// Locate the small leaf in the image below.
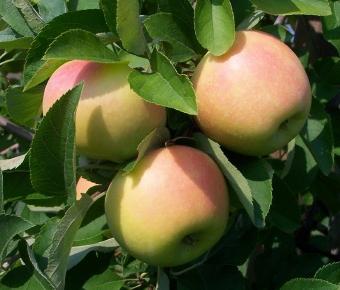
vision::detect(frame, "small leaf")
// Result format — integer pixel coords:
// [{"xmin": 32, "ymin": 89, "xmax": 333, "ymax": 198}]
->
[
  {"xmin": 237, "ymin": 10, "xmax": 265, "ymax": 30},
  {"xmin": 99, "ymin": 0, "xmax": 118, "ymax": 36},
  {"xmin": 68, "ymin": 238, "xmax": 118, "ymax": 270},
  {"xmin": 156, "ymin": 268, "xmax": 170, "ymax": 290},
  {"xmin": 250, "ymin": 0, "xmax": 332, "ymax": 16},
  {"xmin": 194, "ymin": 0, "xmax": 235, "ymax": 56},
  {"xmin": 0, "ymin": 154, "xmax": 27, "ymax": 171},
  {"xmin": 11, "ymin": 0, "xmax": 45, "ymax": 34},
  {"xmin": 323, "ymin": 2, "xmax": 340, "ymax": 61},
  {"xmin": 0, "ymin": 27, "xmax": 32, "ymax": 51},
  {"xmin": 301, "ymin": 100, "xmax": 334, "ymax": 176},
  {"xmin": 83, "ymin": 268, "xmax": 125, "ymax": 290},
  {"xmin": 44, "ymin": 194, "xmax": 101, "ymax": 289},
  {"xmin": 144, "ymin": 13, "xmax": 198, "ymax": 62},
  {"xmin": 116, "ymin": 0, "xmax": 146, "ymax": 55},
  {"xmin": 30, "ymin": 85, "xmax": 82, "ymax": 199},
  {"xmin": 0, "ymin": 0, "xmax": 34, "ymax": 36},
  {"xmin": 122, "ymin": 127, "xmax": 170, "ymax": 173},
  {"xmin": 5, "ymin": 86, "xmax": 43, "ymax": 127},
  {"xmin": 36, "ymin": 0, "xmax": 67, "ymax": 22},
  {"xmin": 0, "ymin": 215, "xmax": 34, "ymax": 261},
  {"xmin": 129, "ymin": 50, "xmax": 197, "ymax": 115},
  {"xmin": 280, "ymin": 278, "xmax": 339, "ymax": 290},
  {"xmin": 315, "ymin": 262, "xmax": 340, "ymax": 285},
  {"xmin": 43, "ymin": 29, "xmax": 120, "ymax": 63},
  {"xmin": 23, "ymin": 9, "xmax": 109, "ymax": 90}
]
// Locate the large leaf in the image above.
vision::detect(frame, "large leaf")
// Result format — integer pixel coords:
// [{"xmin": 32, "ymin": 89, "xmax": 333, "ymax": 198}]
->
[
  {"xmin": 315, "ymin": 262, "xmax": 340, "ymax": 285},
  {"xmin": 43, "ymin": 29, "xmax": 120, "ymax": 63},
  {"xmin": 30, "ymin": 85, "xmax": 81, "ymax": 199},
  {"xmin": 0, "ymin": 215, "xmax": 34, "ymax": 261},
  {"xmin": 280, "ymin": 278, "xmax": 339, "ymax": 290},
  {"xmin": 250, "ymin": 0, "xmax": 331, "ymax": 16},
  {"xmin": 23, "ymin": 9, "xmax": 109, "ymax": 91},
  {"xmin": 116, "ymin": 0, "xmax": 146, "ymax": 55},
  {"xmin": 129, "ymin": 50, "xmax": 197, "ymax": 115},
  {"xmin": 194, "ymin": 0, "xmax": 235, "ymax": 56},
  {"xmin": 144, "ymin": 13, "xmax": 198, "ymax": 62},
  {"xmin": 5, "ymin": 86, "xmax": 43, "ymax": 127},
  {"xmin": 0, "ymin": 170, "xmax": 3, "ymax": 214},
  {"xmin": 99, "ymin": 0, "xmax": 118, "ymax": 35},
  {"xmin": 194, "ymin": 134, "xmax": 272, "ymax": 228}
]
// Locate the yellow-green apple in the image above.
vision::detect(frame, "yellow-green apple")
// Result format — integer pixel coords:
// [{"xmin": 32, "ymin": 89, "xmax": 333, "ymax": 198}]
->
[
  {"xmin": 105, "ymin": 145, "xmax": 229, "ymax": 267},
  {"xmin": 76, "ymin": 176, "xmax": 98, "ymax": 200},
  {"xmin": 192, "ymin": 30, "xmax": 312, "ymax": 156},
  {"xmin": 43, "ymin": 60, "xmax": 166, "ymax": 162}
]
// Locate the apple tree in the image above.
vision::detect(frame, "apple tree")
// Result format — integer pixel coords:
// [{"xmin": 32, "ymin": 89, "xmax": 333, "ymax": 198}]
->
[{"xmin": 0, "ymin": 0, "xmax": 340, "ymax": 289}]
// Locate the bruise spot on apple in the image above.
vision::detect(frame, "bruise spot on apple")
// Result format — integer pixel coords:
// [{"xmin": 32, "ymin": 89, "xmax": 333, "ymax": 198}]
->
[{"xmin": 182, "ymin": 234, "xmax": 199, "ymax": 246}]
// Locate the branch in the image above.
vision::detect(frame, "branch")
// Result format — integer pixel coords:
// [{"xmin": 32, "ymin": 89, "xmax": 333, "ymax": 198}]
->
[{"xmin": 0, "ymin": 116, "xmax": 34, "ymax": 141}]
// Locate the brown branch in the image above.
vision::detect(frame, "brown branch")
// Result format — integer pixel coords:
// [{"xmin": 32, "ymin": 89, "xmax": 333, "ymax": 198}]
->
[{"xmin": 0, "ymin": 116, "xmax": 34, "ymax": 141}]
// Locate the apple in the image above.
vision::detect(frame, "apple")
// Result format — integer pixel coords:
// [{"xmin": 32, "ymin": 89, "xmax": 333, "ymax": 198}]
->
[
  {"xmin": 192, "ymin": 30, "xmax": 312, "ymax": 156},
  {"xmin": 43, "ymin": 60, "xmax": 167, "ymax": 162},
  {"xmin": 76, "ymin": 176, "xmax": 98, "ymax": 200},
  {"xmin": 105, "ymin": 145, "xmax": 229, "ymax": 267}
]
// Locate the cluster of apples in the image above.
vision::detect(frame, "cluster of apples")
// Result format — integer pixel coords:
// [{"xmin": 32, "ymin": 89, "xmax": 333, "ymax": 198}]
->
[{"xmin": 43, "ymin": 31, "xmax": 311, "ymax": 267}]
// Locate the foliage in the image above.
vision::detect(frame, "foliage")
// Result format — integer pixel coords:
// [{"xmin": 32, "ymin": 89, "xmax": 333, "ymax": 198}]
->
[{"xmin": 0, "ymin": 0, "xmax": 339, "ymax": 289}]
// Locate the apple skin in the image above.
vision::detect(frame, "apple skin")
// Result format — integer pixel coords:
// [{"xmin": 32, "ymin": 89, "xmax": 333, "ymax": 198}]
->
[
  {"xmin": 192, "ymin": 30, "xmax": 312, "ymax": 156},
  {"xmin": 105, "ymin": 145, "xmax": 229, "ymax": 267},
  {"xmin": 76, "ymin": 177, "xmax": 98, "ymax": 200},
  {"xmin": 43, "ymin": 60, "xmax": 166, "ymax": 162}
]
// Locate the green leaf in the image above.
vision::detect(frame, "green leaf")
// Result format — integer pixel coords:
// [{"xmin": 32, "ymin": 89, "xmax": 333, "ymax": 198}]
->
[
  {"xmin": 301, "ymin": 100, "xmax": 334, "ymax": 176},
  {"xmin": 0, "ymin": 266, "xmax": 50, "ymax": 290},
  {"xmin": 0, "ymin": 214, "xmax": 34, "ymax": 261},
  {"xmin": 194, "ymin": 0, "xmax": 235, "ymax": 56},
  {"xmin": 323, "ymin": 1, "xmax": 340, "ymax": 54},
  {"xmin": 0, "ymin": 0, "xmax": 34, "ymax": 37},
  {"xmin": 315, "ymin": 262, "xmax": 340, "ymax": 285},
  {"xmin": 68, "ymin": 238, "xmax": 118, "ymax": 270},
  {"xmin": 128, "ymin": 50, "xmax": 197, "ymax": 115},
  {"xmin": 99, "ymin": 0, "xmax": 118, "ymax": 36},
  {"xmin": 44, "ymin": 194, "xmax": 101, "ymax": 289},
  {"xmin": 194, "ymin": 134, "xmax": 272, "ymax": 228},
  {"xmin": 83, "ymin": 268, "xmax": 125, "ymax": 290},
  {"xmin": 269, "ymin": 176, "xmax": 300, "ymax": 233},
  {"xmin": 236, "ymin": 10, "xmax": 265, "ymax": 30},
  {"xmin": 5, "ymin": 86, "xmax": 43, "ymax": 127},
  {"xmin": 116, "ymin": 0, "xmax": 146, "ymax": 55},
  {"xmin": 68, "ymin": 0, "xmax": 99, "ymax": 10},
  {"xmin": 144, "ymin": 13, "xmax": 198, "ymax": 62},
  {"xmin": 122, "ymin": 127, "xmax": 170, "ymax": 173},
  {"xmin": 36, "ymin": 0, "xmax": 67, "ymax": 22},
  {"xmin": 0, "ymin": 28, "xmax": 32, "ymax": 51},
  {"xmin": 23, "ymin": 9, "xmax": 109, "ymax": 90},
  {"xmin": 30, "ymin": 85, "xmax": 82, "ymax": 199},
  {"xmin": 250, "ymin": 0, "xmax": 332, "ymax": 16},
  {"xmin": 11, "ymin": 0, "xmax": 45, "ymax": 34},
  {"xmin": 280, "ymin": 278, "xmax": 339, "ymax": 290},
  {"xmin": 43, "ymin": 29, "xmax": 120, "ymax": 63}
]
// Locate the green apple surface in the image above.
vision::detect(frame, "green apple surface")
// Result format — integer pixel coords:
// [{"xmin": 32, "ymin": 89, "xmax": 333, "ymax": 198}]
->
[
  {"xmin": 192, "ymin": 30, "xmax": 312, "ymax": 156},
  {"xmin": 105, "ymin": 145, "xmax": 229, "ymax": 267},
  {"xmin": 43, "ymin": 60, "xmax": 166, "ymax": 162}
]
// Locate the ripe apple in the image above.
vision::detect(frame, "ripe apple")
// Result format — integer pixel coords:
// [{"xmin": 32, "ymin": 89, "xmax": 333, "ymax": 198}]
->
[
  {"xmin": 43, "ymin": 60, "xmax": 166, "ymax": 162},
  {"xmin": 76, "ymin": 176, "xmax": 98, "ymax": 200},
  {"xmin": 192, "ymin": 30, "xmax": 312, "ymax": 156},
  {"xmin": 105, "ymin": 145, "xmax": 229, "ymax": 267}
]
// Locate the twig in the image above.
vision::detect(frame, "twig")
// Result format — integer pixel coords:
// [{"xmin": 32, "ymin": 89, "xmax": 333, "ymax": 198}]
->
[
  {"xmin": 274, "ymin": 16, "xmax": 285, "ymax": 25},
  {"xmin": 0, "ymin": 116, "xmax": 34, "ymax": 141}
]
